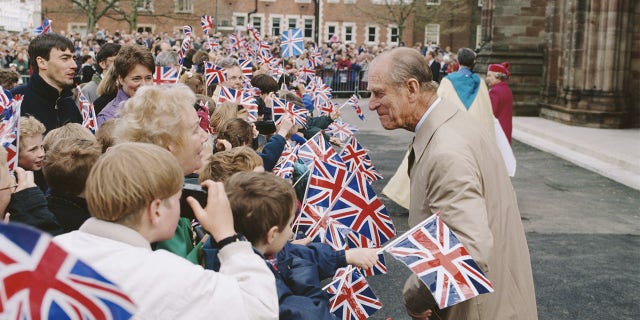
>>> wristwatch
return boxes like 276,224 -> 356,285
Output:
216,234 -> 241,249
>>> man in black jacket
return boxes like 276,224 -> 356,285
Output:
426,51 -> 442,83
11,33 -> 82,133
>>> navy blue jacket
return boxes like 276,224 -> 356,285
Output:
11,72 -> 82,133
259,133 -> 286,172
204,240 -> 345,320
8,187 -> 63,236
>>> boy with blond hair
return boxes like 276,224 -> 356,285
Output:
199,146 -> 264,183
206,172 -> 379,320
54,142 -> 278,319
18,116 -> 47,191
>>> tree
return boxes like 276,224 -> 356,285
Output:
354,0 -> 419,44
104,0 -> 148,33
67,0 -> 119,33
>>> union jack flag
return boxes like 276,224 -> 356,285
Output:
204,62 -> 226,86
346,94 -> 365,121
153,66 -> 179,85
238,59 -> 253,80
296,62 -> 317,82
247,25 -> 262,42
217,86 -> 243,104
309,47 -> 323,68
0,223 -> 137,319
34,19 -> 52,35
341,229 -> 387,276
240,93 -> 258,123
271,98 -> 308,128
325,267 -> 382,320
297,132 -> 345,169
76,85 -> 98,134
258,41 -> 272,61
178,26 -> 192,66
385,214 -> 494,309
201,15 -> 214,35
229,31 -> 244,52
304,158 -> 350,210
340,136 -> 383,182
328,171 -> 395,247
327,119 -> 358,144
273,143 -> 298,181
206,36 -> 220,51
280,28 -> 304,58
0,89 -> 21,172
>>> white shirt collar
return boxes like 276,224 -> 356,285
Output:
415,97 -> 442,134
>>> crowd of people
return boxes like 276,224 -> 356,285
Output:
0,25 -> 524,320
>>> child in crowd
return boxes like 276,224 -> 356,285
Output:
42,122 -> 96,151
199,146 -> 264,183
43,138 -> 101,233
18,116 -> 46,190
54,142 -> 279,319
205,171 -> 380,320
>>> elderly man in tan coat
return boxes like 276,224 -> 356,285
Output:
367,47 -> 537,320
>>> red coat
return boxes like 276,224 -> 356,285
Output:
489,81 -> 513,143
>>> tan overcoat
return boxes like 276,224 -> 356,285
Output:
403,98 -> 537,320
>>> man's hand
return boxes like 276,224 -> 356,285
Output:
14,167 -> 36,193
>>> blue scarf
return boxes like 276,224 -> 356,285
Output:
445,68 -> 481,110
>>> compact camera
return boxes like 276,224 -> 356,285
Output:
179,183 -> 208,220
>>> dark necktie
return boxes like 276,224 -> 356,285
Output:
407,138 -> 416,177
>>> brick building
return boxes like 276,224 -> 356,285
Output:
40,0 -> 480,50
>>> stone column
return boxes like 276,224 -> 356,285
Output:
475,0 -> 547,116
539,0 -> 633,128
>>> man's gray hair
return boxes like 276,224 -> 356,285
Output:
372,47 -> 437,92
155,50 -> 179,67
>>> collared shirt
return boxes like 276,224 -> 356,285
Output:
415,97 -> 442,134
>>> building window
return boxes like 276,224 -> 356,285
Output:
68,23 -> 88,37
426,0 -> 441,5
326,23 -> 338,42
288,18 -> 298,30
478,0 -> 483,7
424,24 -> 440,46
476,25 -> 482,48
388,25 -> 399,45
234,14 -> 246,29
327,0 -> 339,3
342,23 -> 355,43
252,16 -> 263,32
175,0 -> 192,13
137,0 -> 153,11
344,0 -> 356,3
303,17 -> 314,38
366,25 -> 378,44
271,16 -> 282,36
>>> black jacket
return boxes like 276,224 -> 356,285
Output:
8,187 -> 63,236
10,72 -> 82,133
47,194 -> 91,233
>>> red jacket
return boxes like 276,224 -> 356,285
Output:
489,81 -> 513,143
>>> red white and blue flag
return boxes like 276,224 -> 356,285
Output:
346,94 -> 365,121
327,119 -> 358,144
153,66 -> 179,85
304,158 -> 350,210
201,15 -> 214,35
302,204 -> 350,250
280,28 -> 304,58
0,223 -> 137,319
385,213 -> 494,309
341,229 -> 387,276
34,19 -> 52,35
178,25 -> 192,66
309,47 -> 324,68
325,267 -> 382,320
340,136 -> 383,182
247,25 -> 262,42
217,86 -> 243,104
271,98 -> 308,128
273,143 -> 298,181
296,132 -> 345,169
240,92 -> 259,123
238,59 -> 253,80
296,62 -> 317,82
204,62 -> 226,86
76,85 -> 98,134
0,89 -> 21,172
328,171 -> 395,247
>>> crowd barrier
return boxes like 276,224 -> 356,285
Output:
316,68 -> 371,98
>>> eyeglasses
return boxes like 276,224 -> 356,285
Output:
0,184 -> 17,192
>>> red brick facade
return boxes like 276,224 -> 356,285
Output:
41,0 -> 480,49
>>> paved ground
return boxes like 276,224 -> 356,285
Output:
337,101 -> 640,319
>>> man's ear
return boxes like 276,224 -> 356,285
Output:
146,199 -> 163,226
265,225 -> 280,245
406,78 -> 420,100
36,56 -> 48,71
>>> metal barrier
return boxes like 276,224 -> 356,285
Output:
20,75 -> 30,84
317,68 -> 370,98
